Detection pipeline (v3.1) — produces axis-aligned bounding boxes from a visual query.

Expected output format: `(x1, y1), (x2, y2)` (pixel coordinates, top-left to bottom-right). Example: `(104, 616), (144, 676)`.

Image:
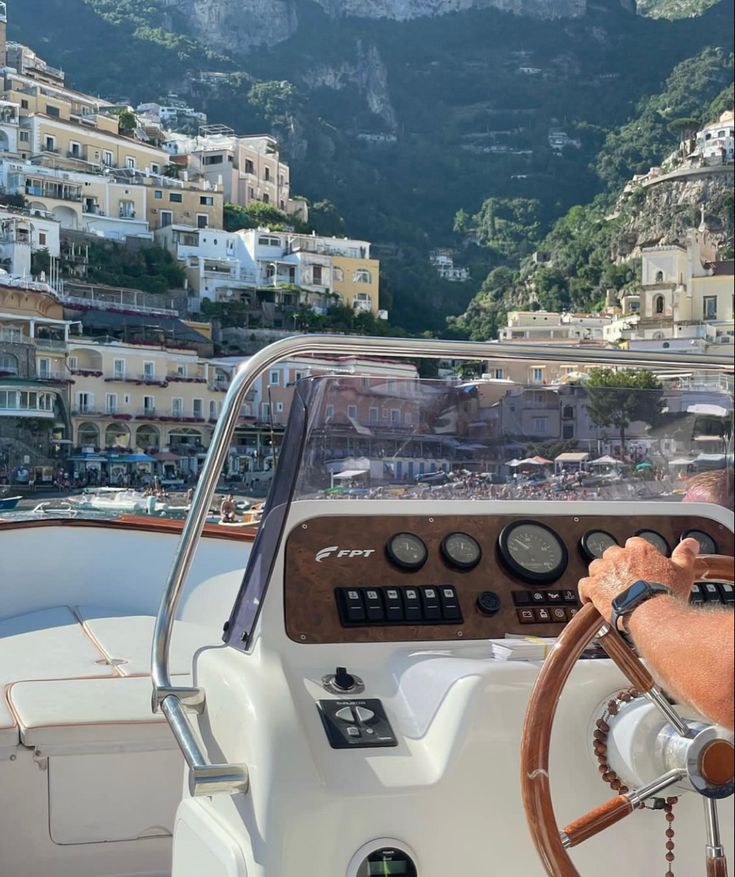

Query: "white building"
(695, 110), (734, 163)
(499, 310), (611, 343)
(0, 99), (19, 154)
(429, 250), (470, 282)
(0, 206), (60, 277)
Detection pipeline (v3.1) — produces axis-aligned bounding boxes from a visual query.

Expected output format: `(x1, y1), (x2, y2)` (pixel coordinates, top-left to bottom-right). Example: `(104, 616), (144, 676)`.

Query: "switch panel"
(317, 698), (398, 749)
(336, 586), (463, 627)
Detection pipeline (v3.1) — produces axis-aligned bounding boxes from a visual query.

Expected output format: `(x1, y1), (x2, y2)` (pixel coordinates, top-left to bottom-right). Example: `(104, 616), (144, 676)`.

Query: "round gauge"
(441, 532), (482, 570)
(635, 529), (670, 556)
(580, 530), (618, 563)
(681, 529), (718, 555)
(498, 520), (568, 584)
(386, 532), (428, 570)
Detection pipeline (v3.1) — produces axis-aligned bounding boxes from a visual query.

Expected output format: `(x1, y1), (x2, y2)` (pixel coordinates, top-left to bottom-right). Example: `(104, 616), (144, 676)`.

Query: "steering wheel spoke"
(596, 624), (690, 737)
(705, 799), (729, 877)
(561, 768), (685, 849)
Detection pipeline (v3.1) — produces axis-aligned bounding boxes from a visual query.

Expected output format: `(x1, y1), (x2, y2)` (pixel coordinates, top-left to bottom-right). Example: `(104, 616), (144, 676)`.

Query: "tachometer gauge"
(635, 529), (670, 556)
(498, 520), (568, 584)
(580, 530), (618, 563)
(680, 529), (717, 555)
(441, 532), (482, 570)
(386, 532), (428, 570)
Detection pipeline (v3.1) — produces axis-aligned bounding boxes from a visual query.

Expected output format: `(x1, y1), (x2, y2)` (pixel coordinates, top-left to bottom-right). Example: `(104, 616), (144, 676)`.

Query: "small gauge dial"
(681, 529), (718, 555)
(441, 532), (482, 570)
(635, 529), (670, 556)
(386, 532), (428, 570)
(498, 520), (568, 584)
(580, 530), (618, 563)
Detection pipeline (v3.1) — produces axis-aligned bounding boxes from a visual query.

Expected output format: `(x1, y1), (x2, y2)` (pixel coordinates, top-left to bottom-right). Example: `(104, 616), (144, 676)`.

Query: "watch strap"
(610, 580), (672, 633)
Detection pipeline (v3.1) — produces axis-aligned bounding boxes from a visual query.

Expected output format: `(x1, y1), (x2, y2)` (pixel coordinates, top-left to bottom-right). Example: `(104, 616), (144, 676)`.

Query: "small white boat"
(73, 487), (164, 514)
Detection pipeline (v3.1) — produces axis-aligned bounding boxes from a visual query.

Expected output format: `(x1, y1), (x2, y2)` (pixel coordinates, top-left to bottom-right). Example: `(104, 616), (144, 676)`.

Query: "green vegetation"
(224, 199), (346, 237)
(585, 369), (664, 455)
(637, 0), (721, 19)
(74, 242), (186, 294)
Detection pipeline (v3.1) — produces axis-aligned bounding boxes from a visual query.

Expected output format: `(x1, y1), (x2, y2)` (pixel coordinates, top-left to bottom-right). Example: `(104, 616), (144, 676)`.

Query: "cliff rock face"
(171, 0), (586, 55)
(611, 169), (734, 260)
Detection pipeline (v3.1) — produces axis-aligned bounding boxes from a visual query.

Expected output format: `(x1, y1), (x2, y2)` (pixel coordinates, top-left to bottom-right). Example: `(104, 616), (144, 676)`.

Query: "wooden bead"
(665, 829), (675, 838)
(666, 853), (675, 863)
(666, 841), (675, 851)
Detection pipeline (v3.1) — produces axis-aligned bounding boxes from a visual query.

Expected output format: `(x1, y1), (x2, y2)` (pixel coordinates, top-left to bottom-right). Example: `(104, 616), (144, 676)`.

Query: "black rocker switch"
(334, 666), (356, 692)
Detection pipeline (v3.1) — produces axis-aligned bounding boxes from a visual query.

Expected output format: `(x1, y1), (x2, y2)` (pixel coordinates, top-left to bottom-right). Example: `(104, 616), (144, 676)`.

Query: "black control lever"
(333, 666), (356, 691)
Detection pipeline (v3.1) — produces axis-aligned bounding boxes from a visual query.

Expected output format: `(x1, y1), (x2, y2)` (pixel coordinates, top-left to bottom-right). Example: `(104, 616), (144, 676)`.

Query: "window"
(203, 154), (224, 165)
(113, 359), (125, 380)
(655, 270), (664, 282)
(312, 265), (323, 285)
(44, 135), (56, 152)
(260, 402), (270, 421)
(105, 393), (117, 415)
(46, 104), (60, 117)
(269, 370), (280, 386)
(150, 163), (160, 174)
(209, 400), (217, 421)
(531, 367), (544, 384)
(77, 392), (94, 414)
(325, 404), (334, 421)
(19, 130), (29, 143)
(192, 399), (203, 419)
(275, 402), (284, 413)
(245, 159), (254, 175)
(391, 409), (401, 426)
(143, 395), (155, 414)
(703, 296), (718, 320)
(200, 196), (214, 206)
(154, 190), (163, 200)
(494, 368), (505, 380)
(562, 423), (575, 439)
(532, 417), (548, 434)
(68, 141), (81, 158)
(353, 269), (372, 284)
(38, 232), (47, 246)
(21, 99), (29, 109)
(369, 407), (379, 424)
(37, 358), (49, 378)
(404, 412), (413, 427)
(172, 398), (183, 417)
(103, 150), (113, 167)
(655, 295), (665, 315)
(264, 167), (271, 182)
(333, 267), (344, 283)
(160, 211), (173, 228)
(196, 214), (209, 229)
(262, 193), (270, 204)
(143, 362), (155, 379)
(68, 356), (78, 371)
(119, 200), (135, 219)
(176, 365), (187, 377)
(169, 192), (183, 203)
(347, 404), (358, 420)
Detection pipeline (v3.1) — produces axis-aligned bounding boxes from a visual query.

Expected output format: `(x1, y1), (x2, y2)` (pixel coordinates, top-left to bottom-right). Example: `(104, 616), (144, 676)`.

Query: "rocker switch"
(333, 666), (356, 691)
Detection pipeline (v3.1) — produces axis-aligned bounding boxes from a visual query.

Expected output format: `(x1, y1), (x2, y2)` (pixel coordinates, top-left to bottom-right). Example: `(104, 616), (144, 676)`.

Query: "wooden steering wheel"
(521, 555), (735, 877)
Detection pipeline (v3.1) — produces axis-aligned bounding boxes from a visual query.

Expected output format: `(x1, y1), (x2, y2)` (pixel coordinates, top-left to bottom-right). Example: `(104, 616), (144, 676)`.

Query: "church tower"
(0, 3), (7, 69)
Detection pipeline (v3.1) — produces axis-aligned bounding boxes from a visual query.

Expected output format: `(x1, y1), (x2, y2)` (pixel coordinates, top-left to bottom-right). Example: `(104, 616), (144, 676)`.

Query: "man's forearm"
(627, 595), (734, 730)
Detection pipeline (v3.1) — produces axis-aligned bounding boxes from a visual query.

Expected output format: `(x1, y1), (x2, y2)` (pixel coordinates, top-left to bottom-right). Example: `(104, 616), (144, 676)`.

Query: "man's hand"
(578, 536), (699, 623)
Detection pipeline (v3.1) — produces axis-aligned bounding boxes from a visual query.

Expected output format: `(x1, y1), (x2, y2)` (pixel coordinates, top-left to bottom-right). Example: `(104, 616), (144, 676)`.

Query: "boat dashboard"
(284, 507), (733, 644)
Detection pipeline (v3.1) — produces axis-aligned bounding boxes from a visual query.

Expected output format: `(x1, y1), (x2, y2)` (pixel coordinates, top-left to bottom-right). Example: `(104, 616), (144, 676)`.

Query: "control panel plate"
(284, 513), (732, 644)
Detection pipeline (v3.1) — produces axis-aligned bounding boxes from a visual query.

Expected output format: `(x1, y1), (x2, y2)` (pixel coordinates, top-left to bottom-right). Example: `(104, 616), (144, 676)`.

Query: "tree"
(585, 368), (664, 457)
(116, 109), (138, 136)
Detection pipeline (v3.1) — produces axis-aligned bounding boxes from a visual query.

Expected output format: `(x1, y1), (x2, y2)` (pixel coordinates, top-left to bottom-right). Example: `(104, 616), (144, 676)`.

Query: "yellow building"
(67, 339), (225, 462)
(332, 255), (381, 315)
(137, 175), (224, 231)
(21, 114), (168, 173)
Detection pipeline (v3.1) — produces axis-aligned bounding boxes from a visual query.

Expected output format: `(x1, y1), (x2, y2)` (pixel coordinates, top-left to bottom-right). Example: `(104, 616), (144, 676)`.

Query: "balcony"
(34, 338), (67, 352)
(71, 406), (104, 416)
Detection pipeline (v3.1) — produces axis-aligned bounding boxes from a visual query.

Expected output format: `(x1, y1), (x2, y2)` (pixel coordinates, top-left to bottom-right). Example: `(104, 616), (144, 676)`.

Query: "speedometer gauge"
(441, 532), (482, 570)
(498, 520), (568, 584)
(580, 530), (618, 563)
(386, 533), (428, 570)
(635, 529), (670, 556)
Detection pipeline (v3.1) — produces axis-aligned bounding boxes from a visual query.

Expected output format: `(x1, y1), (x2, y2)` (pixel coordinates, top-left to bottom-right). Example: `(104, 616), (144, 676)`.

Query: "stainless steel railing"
(151, 334), (733, 796)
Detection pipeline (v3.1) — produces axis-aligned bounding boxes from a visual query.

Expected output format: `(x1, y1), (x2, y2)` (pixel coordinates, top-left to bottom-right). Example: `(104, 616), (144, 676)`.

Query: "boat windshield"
(291, 368), (734, 505)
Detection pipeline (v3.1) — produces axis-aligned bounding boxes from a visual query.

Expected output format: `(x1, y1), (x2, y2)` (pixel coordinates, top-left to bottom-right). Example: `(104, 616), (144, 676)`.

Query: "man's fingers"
(624, 536), (655, 552)
(671, 537), (699, 574)
(578, 577), (592, 603)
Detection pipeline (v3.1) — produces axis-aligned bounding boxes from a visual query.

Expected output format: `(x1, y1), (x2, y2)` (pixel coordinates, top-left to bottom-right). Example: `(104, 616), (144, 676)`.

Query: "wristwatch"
(610, 580), (672, 633)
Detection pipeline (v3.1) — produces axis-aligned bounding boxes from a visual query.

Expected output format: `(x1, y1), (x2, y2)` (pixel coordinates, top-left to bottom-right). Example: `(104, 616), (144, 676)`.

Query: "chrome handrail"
(151, 334), (733, 796)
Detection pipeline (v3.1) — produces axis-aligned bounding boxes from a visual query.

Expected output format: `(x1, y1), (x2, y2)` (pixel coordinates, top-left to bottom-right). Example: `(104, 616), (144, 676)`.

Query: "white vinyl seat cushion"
(0, 693), (17, 750)
(77, 606), (220, 677)
(8, 676), (178, 751)
(0, 606), (114, 684)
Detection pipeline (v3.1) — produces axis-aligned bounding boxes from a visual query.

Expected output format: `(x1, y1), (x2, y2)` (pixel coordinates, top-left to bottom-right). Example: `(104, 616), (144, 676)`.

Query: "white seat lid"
(8, 676), (176, 751)
(0, 606), (114, 686)
(0, 691), (18, 750)
(78, 607), (220, 676)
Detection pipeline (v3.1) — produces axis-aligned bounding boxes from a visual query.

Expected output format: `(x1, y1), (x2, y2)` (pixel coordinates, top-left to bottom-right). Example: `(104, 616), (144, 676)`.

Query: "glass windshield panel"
(293, 367), (733, 506)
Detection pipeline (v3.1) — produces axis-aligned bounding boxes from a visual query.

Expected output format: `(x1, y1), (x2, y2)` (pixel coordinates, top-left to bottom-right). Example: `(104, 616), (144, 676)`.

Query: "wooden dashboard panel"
(284, 513), (733, 644)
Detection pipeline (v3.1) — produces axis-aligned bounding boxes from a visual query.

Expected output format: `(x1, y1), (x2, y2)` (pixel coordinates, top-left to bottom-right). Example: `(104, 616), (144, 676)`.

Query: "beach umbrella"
(635, 461), (653, 470)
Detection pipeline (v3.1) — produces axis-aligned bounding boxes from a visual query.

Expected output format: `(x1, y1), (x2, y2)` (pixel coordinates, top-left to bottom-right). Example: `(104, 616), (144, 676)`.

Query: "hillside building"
(498, 310), (610, 343)
(694, 110), (734, 163)
(429, 249), (470, 282)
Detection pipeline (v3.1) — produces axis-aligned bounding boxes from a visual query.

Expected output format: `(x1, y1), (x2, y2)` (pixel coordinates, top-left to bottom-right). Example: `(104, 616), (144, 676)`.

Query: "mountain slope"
(9, 0), (734, 332)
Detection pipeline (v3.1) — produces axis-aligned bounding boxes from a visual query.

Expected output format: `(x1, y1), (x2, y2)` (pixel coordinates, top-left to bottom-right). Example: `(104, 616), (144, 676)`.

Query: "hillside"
(451, 53), (734, 340)
(9, 0), (734, 333)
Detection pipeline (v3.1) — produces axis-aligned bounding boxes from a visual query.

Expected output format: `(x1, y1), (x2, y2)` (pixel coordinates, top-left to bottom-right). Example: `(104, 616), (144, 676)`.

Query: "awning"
(107, 453), (156, 464)
(687, 403), (730, 416)
(68, 453), (106, 462)
(590, 455), (620, 465)
(155, 452), (180, 462)
(555, 452), (590, 463)
(333, 469), (368, 480)
(669, 458), (695, 466)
